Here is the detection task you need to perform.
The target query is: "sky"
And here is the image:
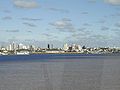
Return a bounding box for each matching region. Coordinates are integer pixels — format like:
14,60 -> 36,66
0,0 -> 120,48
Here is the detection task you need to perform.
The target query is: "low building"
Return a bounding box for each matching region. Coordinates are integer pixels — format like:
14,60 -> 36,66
46,49 -> 64,53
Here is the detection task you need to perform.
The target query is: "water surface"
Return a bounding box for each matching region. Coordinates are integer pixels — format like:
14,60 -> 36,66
0,54 -> 120,90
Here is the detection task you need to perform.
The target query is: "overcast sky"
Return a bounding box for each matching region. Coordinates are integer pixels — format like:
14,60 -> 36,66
0,0 -> 120,48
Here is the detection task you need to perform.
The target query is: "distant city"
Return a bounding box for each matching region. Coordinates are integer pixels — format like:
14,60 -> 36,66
0,42 -> 120,55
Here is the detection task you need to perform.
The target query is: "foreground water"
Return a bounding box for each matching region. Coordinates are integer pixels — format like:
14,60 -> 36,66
0,54 -> 120,90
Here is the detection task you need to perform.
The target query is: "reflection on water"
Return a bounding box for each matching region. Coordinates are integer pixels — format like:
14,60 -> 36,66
0,55 -> 120,90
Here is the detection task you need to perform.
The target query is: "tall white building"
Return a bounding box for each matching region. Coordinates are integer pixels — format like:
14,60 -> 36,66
18,43 -> 28,49
72,44 -> 76,51
63,43 -> 69,51
7,42 -> 16,51
12,42 -> 15,50
7,44 -> 12,51
77,45 -> 82,51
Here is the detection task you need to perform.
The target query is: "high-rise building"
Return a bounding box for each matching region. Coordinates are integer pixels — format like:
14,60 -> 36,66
63,43 -> 68,51
7,44 -> 12,51
72,44 -> 76,51
77,45 -> 82,51
11,42 -> 16,50
63,43 -> 82,52
48,44 -> 50,49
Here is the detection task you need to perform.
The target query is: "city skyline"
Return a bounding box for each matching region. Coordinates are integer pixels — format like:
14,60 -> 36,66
0,0 -> 120,48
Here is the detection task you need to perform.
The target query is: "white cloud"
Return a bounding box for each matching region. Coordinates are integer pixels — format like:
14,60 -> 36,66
101,26 -> 109,30
6,29 -> 19,32
2,16 -> 12,20
91,34 -> 110,39
50,18 -> 75,32
12,0 -> 39,9
48,8 -> 69,13
105,0 -> 120,5
23,22 -> 37,27
21,17 -> 42,21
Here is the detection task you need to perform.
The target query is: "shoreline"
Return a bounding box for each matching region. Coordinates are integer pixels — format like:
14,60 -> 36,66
0,52 -> 120,56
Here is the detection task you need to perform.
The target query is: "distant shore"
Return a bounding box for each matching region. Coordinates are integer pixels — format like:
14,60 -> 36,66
0,50 -> 120,56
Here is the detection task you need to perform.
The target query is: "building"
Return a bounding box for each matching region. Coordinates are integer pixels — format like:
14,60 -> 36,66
46,49 -> 64,53
12,42 -> 16,50
17,43 -> 28,50
7,44 -> 12,51
63,43 -> 69,51
63,43 -> 82,52
48,44 -> 50,49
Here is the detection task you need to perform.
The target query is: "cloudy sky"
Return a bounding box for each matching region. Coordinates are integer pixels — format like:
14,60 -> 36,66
0,0 -> 120,47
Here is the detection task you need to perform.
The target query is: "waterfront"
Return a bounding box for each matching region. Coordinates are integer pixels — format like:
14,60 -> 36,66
0,54 -> 120,90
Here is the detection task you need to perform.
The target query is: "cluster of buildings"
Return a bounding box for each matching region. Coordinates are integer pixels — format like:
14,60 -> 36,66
0,42 -> 36,55
63,43 -> 82,52
63,44 -> 120,54
0,42 -> 120,55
